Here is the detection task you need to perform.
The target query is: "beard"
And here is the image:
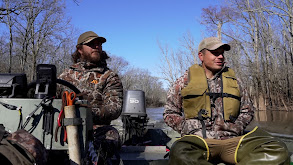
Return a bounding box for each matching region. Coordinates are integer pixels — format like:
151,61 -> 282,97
81,51 -> 101,64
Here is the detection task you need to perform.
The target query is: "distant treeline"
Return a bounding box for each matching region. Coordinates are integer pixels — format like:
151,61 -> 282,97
108,55 -> 167,107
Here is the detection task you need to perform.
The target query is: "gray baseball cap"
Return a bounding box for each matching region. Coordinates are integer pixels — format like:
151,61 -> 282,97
77,31 -> 106,46
198,37 -> 230,52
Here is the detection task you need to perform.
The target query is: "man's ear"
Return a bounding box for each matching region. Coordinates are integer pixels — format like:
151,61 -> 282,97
77,47 -> 83,54
198,51 -> 204,62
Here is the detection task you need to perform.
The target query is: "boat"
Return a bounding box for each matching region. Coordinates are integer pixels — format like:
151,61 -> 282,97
0,64 -> 292,164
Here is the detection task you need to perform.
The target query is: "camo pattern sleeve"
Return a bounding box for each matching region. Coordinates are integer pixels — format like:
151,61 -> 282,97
163,71 -> 189,134
234,78 -> 255,131
96,70 -> 123,124
58,62 -> 123,125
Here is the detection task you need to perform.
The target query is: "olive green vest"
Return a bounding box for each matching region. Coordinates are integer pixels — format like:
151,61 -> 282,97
181,64 -> 240,121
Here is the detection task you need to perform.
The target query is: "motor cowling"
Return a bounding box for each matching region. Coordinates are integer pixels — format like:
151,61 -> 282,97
121,90 -> 148,145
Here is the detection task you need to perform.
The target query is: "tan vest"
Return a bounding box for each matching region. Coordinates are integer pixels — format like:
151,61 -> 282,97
181,64 -> 240,121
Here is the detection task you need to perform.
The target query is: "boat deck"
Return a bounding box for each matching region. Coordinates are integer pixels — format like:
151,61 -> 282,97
112,117 -> 293,164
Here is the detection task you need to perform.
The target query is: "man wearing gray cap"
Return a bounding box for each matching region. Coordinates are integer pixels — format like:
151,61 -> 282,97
58,31 -> 123,164
164,37 -> 289,164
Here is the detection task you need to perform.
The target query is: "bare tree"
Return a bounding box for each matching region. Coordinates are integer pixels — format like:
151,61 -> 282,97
0,0 -> 26,72
158,43 -> 180,86
107,54 -> 129,76
0,0 -> 74,81
3,0 -> 13,73
0,0 -> 23,20
265,0 -> 293,65
0,35 -> 8,72
179,31 -> 198,64
158,33 -> 196,88
201,5 -> 239,40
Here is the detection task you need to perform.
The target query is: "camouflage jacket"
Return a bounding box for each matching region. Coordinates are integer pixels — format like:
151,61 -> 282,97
58,62 -> 123,125
163,66 -> 255,139
7,129 -> 48,165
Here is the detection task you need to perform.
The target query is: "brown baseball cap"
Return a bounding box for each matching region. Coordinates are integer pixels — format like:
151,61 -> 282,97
198,37 -> 230,52
77,31 -> 106,46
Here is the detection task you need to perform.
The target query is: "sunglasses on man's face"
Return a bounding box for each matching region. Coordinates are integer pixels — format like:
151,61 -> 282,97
84,40 -> 102,48
209,49 -> 225,56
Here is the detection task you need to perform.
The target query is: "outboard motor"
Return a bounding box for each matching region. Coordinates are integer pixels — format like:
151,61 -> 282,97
122,90 -> 148,145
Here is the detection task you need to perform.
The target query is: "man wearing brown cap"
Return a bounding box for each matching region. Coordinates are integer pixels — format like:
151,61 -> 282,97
164,37 -> 289,164
58,31 -> 123,164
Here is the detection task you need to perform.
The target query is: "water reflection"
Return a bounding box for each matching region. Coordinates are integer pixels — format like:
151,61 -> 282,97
147,108 -> 293,123
146,107 -> 164,121
247,110 -> 293,135
254,110 -> 293,122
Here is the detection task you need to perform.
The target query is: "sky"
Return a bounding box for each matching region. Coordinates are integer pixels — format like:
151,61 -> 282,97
66,0 -> 220,83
